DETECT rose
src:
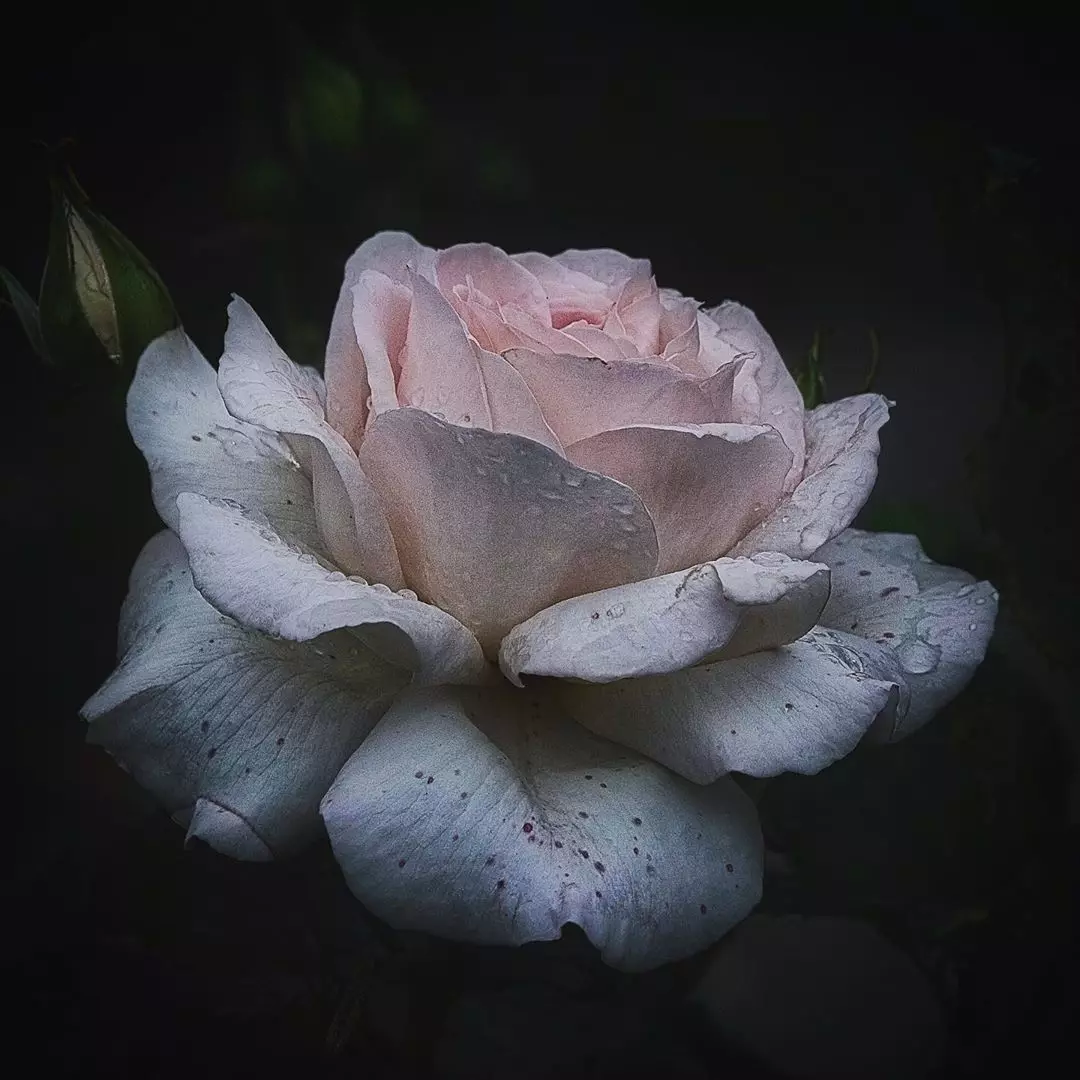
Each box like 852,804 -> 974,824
82,233 -> 997,971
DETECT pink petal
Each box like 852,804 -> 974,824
397,271 -> 493,428
340,271 -> 410,435
358,408 -> 659,652
615,271 -> 662,355
512,250 -> 615,326
554,247 -> 651,286
502,349 -> 742,446
702,302 -> 806,488
499,304 -> 596,357
436,243 -> 551,325
566,422 -> 792,575
324,232 -> 436,445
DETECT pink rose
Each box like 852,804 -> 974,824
82,232 -> 997,970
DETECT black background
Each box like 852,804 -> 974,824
3,4 -> 1078,1077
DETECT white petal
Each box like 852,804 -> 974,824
81,531 -> 408,859
500,553 -> 829,685
814,528 -> 998,739
175,493 -> 488,687
126,329 -> 320,548
731,394 -> 891,559
219,296 -> 404,586
558,627 -> 908,783
694,915 -> 945,1080
321,683 -> 762,972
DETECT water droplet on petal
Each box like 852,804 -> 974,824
563,473 -> 585,488
771,406 -> 785,417
613,502 -> 636,516
957,583 -> 976,598
975,597 -> 986,605
617,519 -> 639,533
781,515 -> 791,523
898,639 -> 941,675
539,489 -> 564,501
968,622 -> 977,631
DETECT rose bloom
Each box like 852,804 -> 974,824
82,233 -> 997,971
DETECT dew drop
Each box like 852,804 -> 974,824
975,597 -> 986,606
562,473 -> 585,488
771,406 -> 785,417
539,489 -> 565,501
956,583 -> 976,598
968,622 -> 977,631
613,502 -> 637,517
781,515 -> 791,523
897,639 -> 941,675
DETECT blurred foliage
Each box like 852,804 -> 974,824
794,325 -> 879,409
217,9 -> 531,366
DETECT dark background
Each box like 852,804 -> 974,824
3,4 -> 1077,1077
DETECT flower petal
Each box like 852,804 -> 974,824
81,531 -> 408,859
730,394 -> 891,560
389,274 -> 562,449
501,349 -> 741,446
500,552 -> 829,685
218,296 -> 404,586
511,250 -> 615,326
436,243 -> 551,323
553,248 -> 651,287
324,232 -> 437,443
337,270 -> 411,439
567,423 -> 792,575
396,270 -> 492,427
702,302 -> 806,486
175,493 -> 487,686
321,683 -> 762,972
358,409 -> 659,652
126,329 -> 321,549
558,627 -> 908,783
814,528 -> 999,739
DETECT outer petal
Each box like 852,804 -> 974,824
126,329 -> 321,549
218,296 -> 404,587
702,302 -> 806,486
358,408 -> 659,652
814,528 -> 998,739
567,423 -> 792,575
175,493 -> 487,687
558,627 -> 908,784
501,349 -> 741,446
324,232 -> 437,441
81,531 -> 408,859
730,394 -> 891,560
500,553 -> 829,685
321,683 -> 763,972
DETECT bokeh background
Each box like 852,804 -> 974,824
4,5 -> 1077,1077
